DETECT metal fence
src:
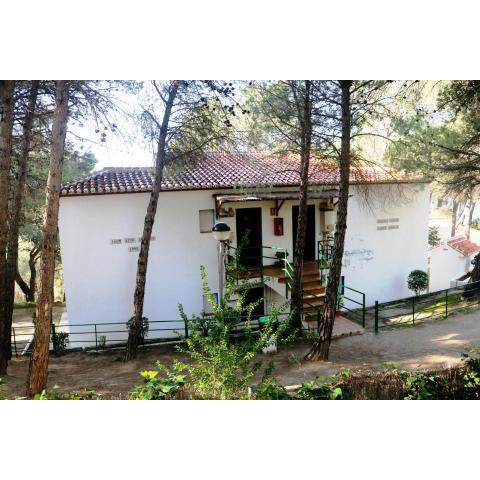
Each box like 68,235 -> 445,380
372,280 -> 480,332
11,313 -> 291,356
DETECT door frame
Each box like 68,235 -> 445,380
235,206 -> 263,267
292,204 -> 316,261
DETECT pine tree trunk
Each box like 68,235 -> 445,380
28,249 -> 38,301
451,200 -> 458,237
305,80 -> 352,362
26,81 -> 70,396
16,269 -> 34,302
465,194 -> 473,240
4,81 -> 38,361
0,80 -> 15,375
125,82 -> 179,361
290,81 -> 313,332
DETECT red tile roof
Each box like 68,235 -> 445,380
60,152 -> 427,196
447,236 -> 480,257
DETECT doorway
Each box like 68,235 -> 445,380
292,205 -> 316,261
235,207 -> 263,267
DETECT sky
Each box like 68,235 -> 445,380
68,82 -> 156,171
68,80 -> 443,173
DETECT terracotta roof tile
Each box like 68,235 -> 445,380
447,236 -> 480,257
60,152 -> 427,196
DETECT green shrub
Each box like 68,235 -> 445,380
52,331 -> 69,355
98,335 -> 107,349
407,270 -> 429,296
428,226 -> 441,246
0,379 -> 4,400
33,387 -> 100,400
129,363 -> 186,400
295,371 -> 353,400
126,316 -> 149,343
253,377 -> 290,400
132,263 -> 290,400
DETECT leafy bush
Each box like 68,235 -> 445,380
428,226 -> 441,246
132,264 -> 289,400
407,270 -> 429,296
98,335 -> 107,349
253,377 -> 290,400
254,355 -> 480,400
295,371 -> 353,400
126,316 -> 149,343
181,265 -> 292,399
52,331 -> 69,355
33,387 -> 100,400
130,363 -> 186,400
0,379 -> 4,400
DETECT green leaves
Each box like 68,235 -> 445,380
130,365 -> 186,400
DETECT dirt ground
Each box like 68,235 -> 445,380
3,309 -> 480,399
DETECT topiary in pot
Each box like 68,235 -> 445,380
407,270 -> 429,296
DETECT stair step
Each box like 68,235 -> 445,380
279,272 -> 321,283
304,315 -> 320,324
303,297 -> 326,308
303,288 -> 326,298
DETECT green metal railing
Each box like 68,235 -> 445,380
227,242 -> 365,328
11,313 -> 292,355
372,279 -> 480,332
339,283 -> 366,328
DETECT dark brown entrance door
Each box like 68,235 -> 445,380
292,205 -> 316,261
235,207 -> 263,267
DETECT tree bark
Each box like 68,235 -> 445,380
290,81 -> 313,332
4,81 -> 39,361
451,200 -> 458,237
125,82 -> 179,361
0,80 -> 15,375
16,243 -> 40,302
305,80 -> 352,361
26,81 -> 70,396
465,193 -> 474,240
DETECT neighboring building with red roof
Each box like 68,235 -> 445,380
58,152 -> 430,346
428,236 -> 480,291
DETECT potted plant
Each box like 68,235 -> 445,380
274,250 -> 288,267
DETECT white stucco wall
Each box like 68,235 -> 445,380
428,245 -> 471,292
59,190 -> 222,346
341,184 -> 430,305
58,182 -> 429,345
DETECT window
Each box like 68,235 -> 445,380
199,209 -> 215,233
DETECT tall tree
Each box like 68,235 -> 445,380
3,81 -> 39,361
26,80 -> 70,396
125,80 -> 240,360
0,80 -> 15,375
305,81 -> 353,361
126,81 -> 180,360
290,81 -> 313,331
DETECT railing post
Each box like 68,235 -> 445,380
374,300 -> 379,334
94,324 -> 98,351
12,327 -> 17,356
362,293 -> 366,328
184,317 -> 189,339
51,323 -> 57,355
445,289 -> 449,318
412,296 -> 415,324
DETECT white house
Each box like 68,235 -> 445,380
428,236 -> 480,292
58,152 -> 429,347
